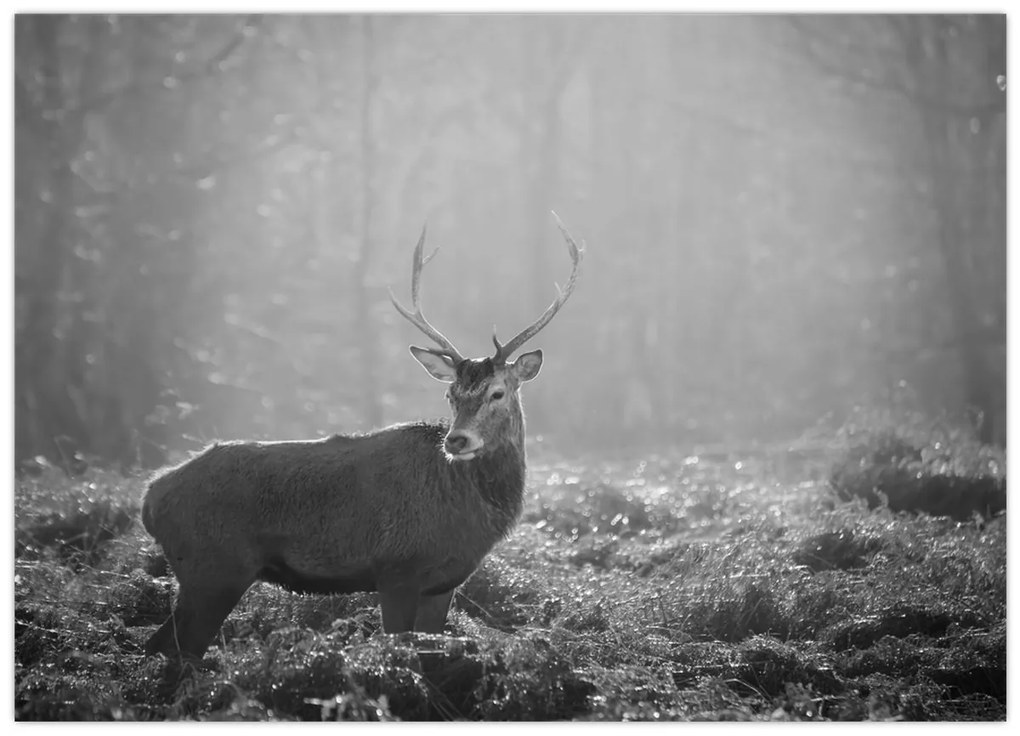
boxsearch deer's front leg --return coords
[414,588,455,633]
[377,577,419,633]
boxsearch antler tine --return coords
[389,225,465,363]
[493,212,584,363]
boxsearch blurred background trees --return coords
[13,14,1006,470]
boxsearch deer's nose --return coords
[446,433,469,454]
[445,430,483,459]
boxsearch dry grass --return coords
[13,415,1007,720]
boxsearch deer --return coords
[141,216,583,659]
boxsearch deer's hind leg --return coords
[147,580,251,660]
[148,579,250,659]
[147,550,256,660]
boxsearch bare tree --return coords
[788,14,1006,444]
[15,15,263,467]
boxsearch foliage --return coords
[828,407,1006,520]
[16,463,143,566]
[13,417,1006,721]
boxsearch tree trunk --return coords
[354,15,383,429]
[15,16,88,467]
[905,17,1005,445]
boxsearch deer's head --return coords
[390,215,583,462]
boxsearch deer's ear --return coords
[511,349,543,383]
[410,346,458,382]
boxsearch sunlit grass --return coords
[13,420,1007,721]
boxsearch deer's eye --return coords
[490,390,505,402]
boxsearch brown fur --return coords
[141,355,536,660]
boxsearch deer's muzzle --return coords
[444,429,484,461]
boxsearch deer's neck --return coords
[474,438,526,517]
[446,426,526,532]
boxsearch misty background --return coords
[13,14,1006,471]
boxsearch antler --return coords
[389,226,466,363]
[492,212,584,363]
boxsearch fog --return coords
[14,14,1006,469]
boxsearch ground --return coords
[13,414,1007,721]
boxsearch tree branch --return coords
[786,15,1003,118]
[71,15,264,118]
[169,123,306,183]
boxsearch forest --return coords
[14,14,1006,468]
[13,14,1007,722]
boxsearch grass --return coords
[13,413,1007,721]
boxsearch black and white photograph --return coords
[11,9,1008,722]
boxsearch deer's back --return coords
[144,422,445,519]
[141,421,518,575]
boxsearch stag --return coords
[142,216,583,659]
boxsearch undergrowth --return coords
[828,407,1005,521]
[13,414,1007,721]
